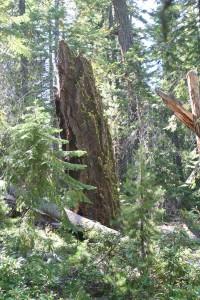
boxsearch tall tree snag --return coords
[55,40,119,226]
[156,70,200,152]
[187,70,200,152]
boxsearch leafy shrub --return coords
[2,103,94,213]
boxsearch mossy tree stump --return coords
[55,40,120,226]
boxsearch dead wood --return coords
[156,88,195,134]
[64,208,120,236]
[4,193,120,236]
[187,70,200,152]
[55,40,120,226]
[157,71,200,184]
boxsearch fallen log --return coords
[64,208,120,236]
[4,193,200,241]
[3,193,120,236]
[36,203,120,235]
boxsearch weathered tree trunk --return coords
[187,70,200,153]
[48,18,54,105]
[112,0,133,60]
[54,0,60,53]
[171,132,184,180]
[112,0,141,179]
[55,41,119,226]
[19,0,28,100]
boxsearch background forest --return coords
[0,0,200,299]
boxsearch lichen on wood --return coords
[55,40,120,226]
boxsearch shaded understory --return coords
[1,217,200,300]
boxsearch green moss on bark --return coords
[56,40,120,226]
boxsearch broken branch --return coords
[156,88,196,134]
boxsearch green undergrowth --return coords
[1,217,200,300]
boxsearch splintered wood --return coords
[156,89,195,133]
[156,70,200,152]
[187,71,200,152]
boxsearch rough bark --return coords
[56,40,119,226]
[112,0,133,60]
[112,0,141,179]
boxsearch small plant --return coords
[2,103,94,215]
[181,208,200,237]
[122,145,165,259]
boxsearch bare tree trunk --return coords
[187,70,200,153]
[48,19,54,105]
[19,0,25,12]
[19,0,28,101]
[112,0,141,179]
[54,0,60,53]
[171,132,184,181]
[112,0,133,60]
[50,0,62,138]
[56,41,120,226]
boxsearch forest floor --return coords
[159,222,200,241]
[1,216,200,299]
